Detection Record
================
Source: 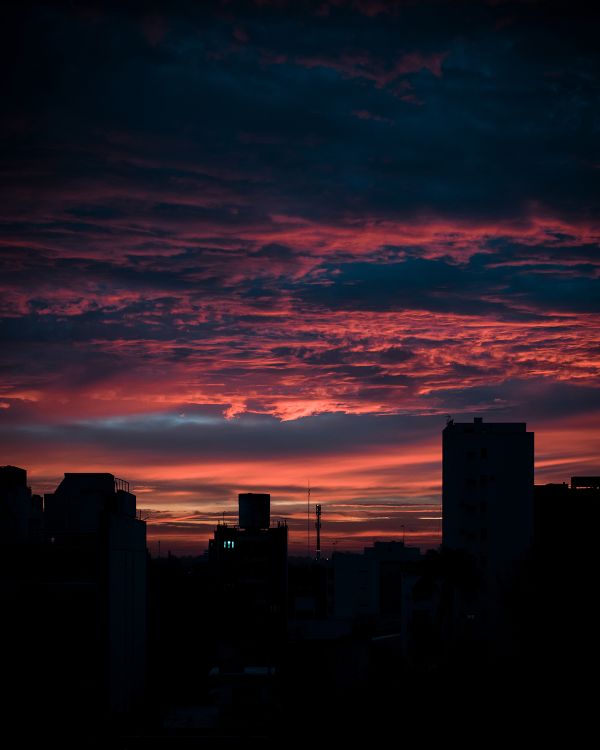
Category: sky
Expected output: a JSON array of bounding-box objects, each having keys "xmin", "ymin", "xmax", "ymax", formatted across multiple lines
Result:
[{"xmin": 1, "ymin": 0, "xmax": 599, "ymax": 555}]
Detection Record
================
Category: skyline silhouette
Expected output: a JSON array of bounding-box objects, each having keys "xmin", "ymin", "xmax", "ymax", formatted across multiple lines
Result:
[
  {"xmin": 2, "ymin": 418, "xmax": 594, "ymax": 558},
  {"xmin": 3, "ymin": 410, "xmax": 597, "ymax": 555},
  {"xmin": 2, "ymin": 416, "xmax": 597, "ymax": 741}
]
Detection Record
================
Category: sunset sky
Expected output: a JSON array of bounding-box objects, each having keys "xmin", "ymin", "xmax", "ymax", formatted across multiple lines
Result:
[{"xmin": 1, "ymin": 0, "xmax": 598, "ymax": 555}]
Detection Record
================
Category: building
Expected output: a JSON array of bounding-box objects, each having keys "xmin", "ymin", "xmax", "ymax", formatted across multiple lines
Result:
[
  {"xmin": 329, "ymin": 541, "xmax": 445, "ymax": 671},
  {"xmin": 535, "ymin": 475, "xmax": 599, "ymax": 557},
  {"xmin": 533, "ymin": 476, "xmax": 599, "ymax": 677},
  {"xmin": 1, "ymin": 470, "xmax": 147, "ymax": 730},
  {"xmin": 442, "ymin": 417, "xmax": 534, "ymax": 629},
  {"xmin": 332, "ymin": 541, "xmax": 421, "ymax": 621},
  {"xmin": 0, "ymin": 465, "xmax": 43, "ymax": 543},
  {"xmin": 44, "ymin": 473, "xmax": 147, "ymax": 717},
  {"xmin": 208, "ymin": 493, "xmax": 287, "ymax": 662}
]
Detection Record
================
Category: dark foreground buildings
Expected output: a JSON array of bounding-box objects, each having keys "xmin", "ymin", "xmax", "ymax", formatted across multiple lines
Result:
[
  {"xmin": 534, "ymin": 475, "xmax": 600, "ymax": 556},
  {"xmin": 533, "ymin": 475, "xmax": 600, "ymax": 685},
  {"xmin": 0, "ymin": 467, "xmax": 146, "ymax": 735},
  {"xmin": 2, "ymin": 434, "xmax": 598, "ymax": 742}
]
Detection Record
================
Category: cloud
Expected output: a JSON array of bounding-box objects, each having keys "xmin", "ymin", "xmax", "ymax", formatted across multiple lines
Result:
[{"xmin": 1, "ymin": 0, "xmax": 598, "ymax": 552}]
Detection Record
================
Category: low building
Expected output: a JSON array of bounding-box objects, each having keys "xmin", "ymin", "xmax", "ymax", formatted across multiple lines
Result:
[{"xmin": 208, "ymin": 492, "xmax": 288, "ymax": 663}]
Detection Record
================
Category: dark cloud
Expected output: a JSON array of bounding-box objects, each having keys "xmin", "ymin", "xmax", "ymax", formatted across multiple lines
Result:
[
  {"xmin": 299, "ymin": 256, "xmax": 600, "ymax": 316},
  {"xmin": 421, "ymin": 380, "xmax": 600, "ymax": 422},
  {"xmin": 2, "ymin": 0, "xmax": 599, "ymax": 228},
  {"xmin": 3, "ymin": 377, "xmax": 598, "ymax": 462},
  {"xmin": 3, "ymin": 411, "xmax": 437, "ymax": 461}
]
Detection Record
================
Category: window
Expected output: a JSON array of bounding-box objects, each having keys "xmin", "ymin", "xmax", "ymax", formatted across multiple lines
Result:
[{"xmin": 223, "ymin": 539, "xmax": 235, "ymax": 549}]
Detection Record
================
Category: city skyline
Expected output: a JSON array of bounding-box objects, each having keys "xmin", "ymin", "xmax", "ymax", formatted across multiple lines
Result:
[
  {"xmin": 3, "ymin": 409, "xmax": 595, "ymax": 740},
  {"xmin": 5, "ymin": 415, "xmax": 591, "ymax": 556},
  {"xmin": 2, "ymin": 1, "xmax": 599, "ymax": 556}
]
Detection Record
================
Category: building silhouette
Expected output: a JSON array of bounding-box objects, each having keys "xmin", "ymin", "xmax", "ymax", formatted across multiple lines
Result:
[
  {"xmin": 535, "ymin": 475, "xmax": 600, "ymax": 555},
  {"xmin": 207, "ymin": 492, "xmax": 287, "ymax": 725},
  {"xmin": 44, "ymin": 473, "xmax": 147, "ymax": 717},
  {"xmin": 532, "ymin": 475, "xmax": 600, "ymax": 691},
  {"xmin": 442, "ymin": 417, "xmax": 534, "ymax": 635},
  {"xmin": 333, "ymin": 540, "xmax": 421, "ymax": 621},
  {"xmin": 0, "ymin": 465, "xmax": 43, "ymax": 542},
  {"xmin": 4, "ymin": 432, "xmax": 593, "ymax": 740},
  {"xmin": 209, "ymin": 493, "xmax": 288, "ymax": 653},
  {"xmin": 0, "ymin": 469, "xmax": 147, "ymax": 733}
]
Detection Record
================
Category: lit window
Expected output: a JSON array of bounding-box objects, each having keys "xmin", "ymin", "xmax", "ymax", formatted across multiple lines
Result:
[{"xmin": 223, "ymin": 540, "xmax": 235, "ymax": 549}]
